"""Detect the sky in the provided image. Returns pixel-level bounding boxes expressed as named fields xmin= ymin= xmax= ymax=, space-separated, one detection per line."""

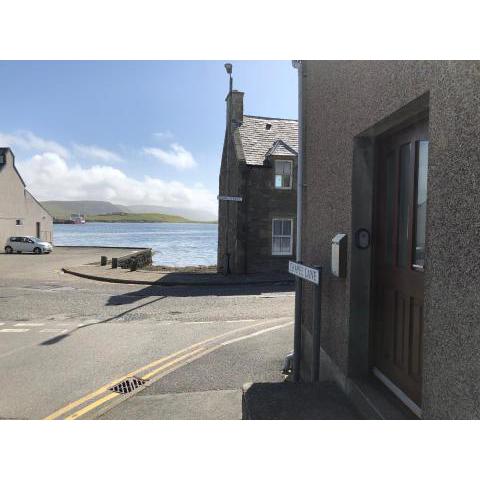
xmin=0 ymin=61 xmax=297 ymax=218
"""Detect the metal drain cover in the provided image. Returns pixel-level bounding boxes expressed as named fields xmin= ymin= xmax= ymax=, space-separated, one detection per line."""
xmin=109 ymin=377 xmax=146 ymax=394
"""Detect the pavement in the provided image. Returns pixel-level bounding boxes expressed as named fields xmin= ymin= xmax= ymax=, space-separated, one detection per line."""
xmin=63 ymin=264 xmax=294 ymax=286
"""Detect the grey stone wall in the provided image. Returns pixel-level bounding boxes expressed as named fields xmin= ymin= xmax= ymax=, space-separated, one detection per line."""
xmin=300 ymin=60 xmax=480 ymax=419
xmin=244 ymin=159 xmax=296 ymax=273
xmin=117 ymin=249 xmax=152 ymax=269
xmin=217 ymin=130 xmax=246 ymax=273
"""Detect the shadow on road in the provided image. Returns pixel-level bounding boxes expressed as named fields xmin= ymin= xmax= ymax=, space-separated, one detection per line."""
xmin=105 ymin=282 xmax=294 ymax=306
xmin=40 ymin=296 xmax=166 ymax=346
xmin=39 ymin=280 xmax=293 ymax=346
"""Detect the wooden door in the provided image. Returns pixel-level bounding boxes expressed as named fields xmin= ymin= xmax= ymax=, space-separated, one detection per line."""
xmin=373 ymin=118 xmax=429 ymax=409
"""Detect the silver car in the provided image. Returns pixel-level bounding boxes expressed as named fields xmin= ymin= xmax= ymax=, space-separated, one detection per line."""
xmin=4 ymin=236 xmax=53 ymax=254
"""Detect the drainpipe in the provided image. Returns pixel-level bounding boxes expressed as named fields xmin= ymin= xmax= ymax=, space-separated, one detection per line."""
xmin=292 ymin=60 xmax=303 ymax=382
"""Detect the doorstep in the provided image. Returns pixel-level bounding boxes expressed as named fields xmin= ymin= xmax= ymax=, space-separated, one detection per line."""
xmin=242 ymin=381 xmax=362 ymax=420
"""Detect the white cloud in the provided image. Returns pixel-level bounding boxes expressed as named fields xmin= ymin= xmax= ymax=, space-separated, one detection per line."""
xmin=73 ymin=144 xmax=123 ymax=163
xmin=153 ymin=131 xmax=174 ymax=141
xmin=16 ymin=153 xmax=217 ymax=217
xmin=144 ymin=143 xmax=197 ymax=170
xmin=0 ymin=130 xmax=70 ymax=158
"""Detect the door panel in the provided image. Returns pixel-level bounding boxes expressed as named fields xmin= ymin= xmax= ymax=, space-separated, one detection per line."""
xmin=373 ymin=118 xmax=429 ymax=407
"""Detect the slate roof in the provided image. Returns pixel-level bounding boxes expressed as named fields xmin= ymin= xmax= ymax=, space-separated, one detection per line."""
xmin=235 ymin=115 xmax=298 ymax=166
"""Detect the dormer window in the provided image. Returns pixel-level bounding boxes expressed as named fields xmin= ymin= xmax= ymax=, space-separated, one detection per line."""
xmin=274 ymin=159 xmax=293 ymax=189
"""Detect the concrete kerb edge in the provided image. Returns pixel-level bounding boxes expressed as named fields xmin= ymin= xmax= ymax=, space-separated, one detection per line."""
xmin=61 ymin=267 xmax=294 ymax=287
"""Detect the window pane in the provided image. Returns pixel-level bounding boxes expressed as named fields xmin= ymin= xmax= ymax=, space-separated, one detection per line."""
xmin=272 ymin=237 xmax=281 ymax=254
xmin=275 ymin=175 xmax=283 ymax=188
xmin=384 ymin=150 xmax=395 ymax=266
xmin=282 ymin=174 xmax=291 ymax=188
xmin=281 ymin=237 xmax=291 ymax=254
xmin=273 ymin=220 xmax=282 ymax=236
xmin=397 ymin=143 xmax=411 ymax=268
xmin=413 ymin=141 xmax=429 ymax=268
xmin=282 ymin=220 xmax=292 ymax=236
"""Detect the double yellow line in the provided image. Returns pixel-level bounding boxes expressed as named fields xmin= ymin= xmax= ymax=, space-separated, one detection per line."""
xmin=45 ymin=317 xmax=292 ymax=420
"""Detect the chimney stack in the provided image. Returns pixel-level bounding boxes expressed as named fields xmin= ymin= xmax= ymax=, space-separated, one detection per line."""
xmin=226 ymin=90 xmax=244 ymax=125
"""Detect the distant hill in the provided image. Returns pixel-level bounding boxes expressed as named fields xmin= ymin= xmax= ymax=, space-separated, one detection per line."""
xmin=125 ymin=205 xmax=217 ymax=222
xmin=42 ymin=201 xmax=129 ymax=219
xmin=86 ymin=213 xmax=203 ymax=223
xmin=42 ymin=200 xmax=218 ymax=223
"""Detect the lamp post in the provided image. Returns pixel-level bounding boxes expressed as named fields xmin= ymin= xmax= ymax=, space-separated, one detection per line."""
xmin=223 ymin=62 xmax=233 ymax=274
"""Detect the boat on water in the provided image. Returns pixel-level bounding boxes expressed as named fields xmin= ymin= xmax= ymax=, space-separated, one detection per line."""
xmin=70 ymin=214 xmax=86 ymax=224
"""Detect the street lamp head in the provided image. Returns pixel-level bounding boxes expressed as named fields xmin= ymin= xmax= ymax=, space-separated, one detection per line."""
xmin=224 ymin=63 xmax=233 ymax=75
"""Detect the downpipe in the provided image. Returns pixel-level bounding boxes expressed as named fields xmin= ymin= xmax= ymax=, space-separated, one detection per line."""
xmin=292 ymin=60 xmax=304 ymax=383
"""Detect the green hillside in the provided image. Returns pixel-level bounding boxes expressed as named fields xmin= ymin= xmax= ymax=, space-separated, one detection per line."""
xmin=86 ymin=213 xmax=198 ymax=223
xmin=42 ymin=200 xmax=128 ymax=218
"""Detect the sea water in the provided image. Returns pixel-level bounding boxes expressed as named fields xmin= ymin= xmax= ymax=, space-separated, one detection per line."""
xmin=53 ymin=222 xmax=218 ymax=267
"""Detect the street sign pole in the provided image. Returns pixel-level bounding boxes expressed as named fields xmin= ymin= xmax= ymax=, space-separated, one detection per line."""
xmin=293 ymin=265 xmax=303 ymax=383
xmin=311 ymin=265 xmax=322 ymax=383
xmin=288 ymin=261 xmax=322 ymax=383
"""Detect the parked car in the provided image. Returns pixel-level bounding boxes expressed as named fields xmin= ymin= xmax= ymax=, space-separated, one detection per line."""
xmin=4 ymin=236 xmax=53 ymax=254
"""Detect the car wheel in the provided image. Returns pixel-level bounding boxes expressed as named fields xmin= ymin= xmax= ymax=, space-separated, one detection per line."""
xmin=4 ymin=246 xmax=12 ymax=254
xmin=33 ymin=247 xmax=41 ymax=254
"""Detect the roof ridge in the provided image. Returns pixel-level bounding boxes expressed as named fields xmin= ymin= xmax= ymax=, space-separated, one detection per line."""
xmin=243 ymin=114 xmax=298 ymax=122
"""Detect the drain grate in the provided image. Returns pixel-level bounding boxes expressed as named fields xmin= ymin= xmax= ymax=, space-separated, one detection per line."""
xmin=109 ymin=377 xmax=146 ymax=394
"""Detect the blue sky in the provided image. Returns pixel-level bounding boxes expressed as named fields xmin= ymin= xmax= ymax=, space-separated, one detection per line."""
xmin=0 ymin=61 xmax=297 ymax=218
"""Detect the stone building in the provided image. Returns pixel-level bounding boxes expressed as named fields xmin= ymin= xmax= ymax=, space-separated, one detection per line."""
xmin=217 ymin=90 xmax=298 ymax=274
xmin=0 ymin=147 xmax=53 ymax=247
xmin=293 ymin=61 xmax=480 ymax=419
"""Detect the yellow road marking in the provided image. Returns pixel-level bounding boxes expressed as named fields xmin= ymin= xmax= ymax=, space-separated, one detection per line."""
xmin=141 ymin=347 xmax=206 ymax=380
xmin=65 ymin=392 xmax=119 ymax=420
xmin=66 ymin=347 xmax=210 ymax=420
xmin=44 ymin=317 xmax=291 ymax=420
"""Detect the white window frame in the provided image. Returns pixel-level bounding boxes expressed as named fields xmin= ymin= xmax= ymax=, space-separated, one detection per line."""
xmin=274 ymin=159 xmax=293 ymax=190
xmin=272 ymin=218 xmax=293 ymax=256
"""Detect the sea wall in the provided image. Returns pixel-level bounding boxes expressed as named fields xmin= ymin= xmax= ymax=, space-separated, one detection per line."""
xmin=117 ymin=249 xmax=153 ymax=269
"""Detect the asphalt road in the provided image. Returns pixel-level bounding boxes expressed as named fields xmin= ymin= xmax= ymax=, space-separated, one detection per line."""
xmin=0 ymin=248 xmax=294 ymax=419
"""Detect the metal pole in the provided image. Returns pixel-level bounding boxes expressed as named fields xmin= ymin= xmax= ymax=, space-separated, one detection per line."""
xmin=292 ymin=60 xmax=304 ymax=382
xmin=223 ymin=67 xmax=233 ymax=274
xmin=293 ymin=274 xmax=303 ymax=382
xmin=312 ymin=267 xmax=322 ymax=383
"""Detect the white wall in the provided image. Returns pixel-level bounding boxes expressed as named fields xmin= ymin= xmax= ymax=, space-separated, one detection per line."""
xmin=0 ymin=149 xmax=53 ymax=246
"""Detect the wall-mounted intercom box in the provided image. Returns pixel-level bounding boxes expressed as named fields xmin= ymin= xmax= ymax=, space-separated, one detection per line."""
xmin=331 ymin=233 xmax=347 ymax=277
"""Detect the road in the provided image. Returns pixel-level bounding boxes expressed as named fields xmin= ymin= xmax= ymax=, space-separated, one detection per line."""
xmin=0 ymin=248 xmax=294 ymax=419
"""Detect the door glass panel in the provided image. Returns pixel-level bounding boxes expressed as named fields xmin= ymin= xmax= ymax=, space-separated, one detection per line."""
xmin=384 ymin=150 xmax=395 ymax=266
xmin=396 ymin=143 xmax=411 ymax=268
xmin=413 ymin=141 xmax=429 ymax=268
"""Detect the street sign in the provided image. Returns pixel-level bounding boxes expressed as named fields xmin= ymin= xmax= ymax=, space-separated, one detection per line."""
xmin=288 ymin=261 xmax=320 ymax=285
xmin=217 ymin=195 xmax=243 ymax=202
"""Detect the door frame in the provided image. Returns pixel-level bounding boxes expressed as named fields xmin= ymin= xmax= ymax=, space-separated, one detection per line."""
xmin=369 ymin=116 xmax=429 ymax=414
xmin=347 ymin=94 xmax=430 ymax=415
